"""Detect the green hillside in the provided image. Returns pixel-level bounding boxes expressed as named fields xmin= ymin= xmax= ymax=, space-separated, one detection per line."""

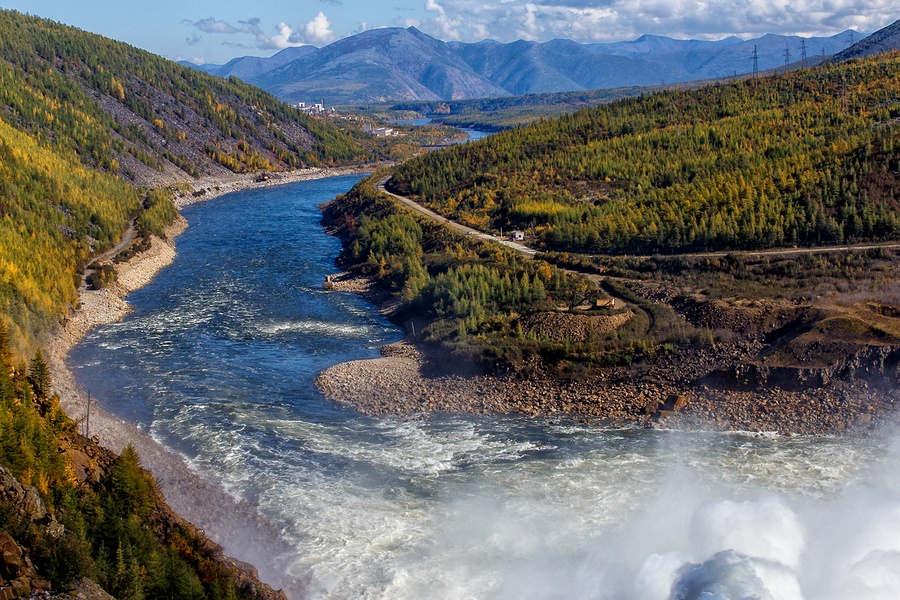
xmin=387 ymin=53 xmax=900 ymax=254
xmin=0 ymin=118 xmax=140 ymax=350
xmin=0 ymin=9 xmax=366 ymax=186
xmin=0 ymin=9 xmax=374 ymax=353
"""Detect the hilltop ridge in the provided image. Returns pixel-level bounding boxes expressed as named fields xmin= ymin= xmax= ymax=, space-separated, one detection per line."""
xmin=189 ymin=26 xmax=862 ymax=104
xmin=0 ymin=9 xmax=365 ymax=188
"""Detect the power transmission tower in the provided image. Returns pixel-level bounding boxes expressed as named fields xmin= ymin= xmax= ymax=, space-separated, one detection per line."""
xmin=751 ymin=45 xmax=759 ymax=77
xmin=784 ymin=45 xmax=791 ymax=69
xmin=800 ymin=39 xmax=807 ymax=67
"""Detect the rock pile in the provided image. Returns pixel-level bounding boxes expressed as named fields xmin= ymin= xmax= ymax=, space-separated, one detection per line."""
xmin=518 ymin=311 xmax=634 ymax=342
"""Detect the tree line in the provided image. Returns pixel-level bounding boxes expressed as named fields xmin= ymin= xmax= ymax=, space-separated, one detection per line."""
xmin=325 ymin=174 xmax=654 ymax=368
xmin=388 ymin=53 xmax=900 ymax=255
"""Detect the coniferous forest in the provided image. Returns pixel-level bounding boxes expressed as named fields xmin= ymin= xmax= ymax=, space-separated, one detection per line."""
xmin=0 ymin=10 xmax=367 ymax=596
xmin=388 ymin=53 xmax=900 ymax=255
xmin=0 ymin=9 xmax=375 ymax=354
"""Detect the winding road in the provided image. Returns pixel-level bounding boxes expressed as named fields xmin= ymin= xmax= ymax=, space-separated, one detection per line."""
xmin=376 ymin=177 xmax=537 ymax=257
xmin=378 ymin=175 xmax=900 ymax=261
xmin=86 ymin=220 xmax=137 ymax=269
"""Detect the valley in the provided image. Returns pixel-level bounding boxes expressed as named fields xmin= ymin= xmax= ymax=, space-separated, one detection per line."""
xmin=0 ymin=6 xmax=899 ymax=599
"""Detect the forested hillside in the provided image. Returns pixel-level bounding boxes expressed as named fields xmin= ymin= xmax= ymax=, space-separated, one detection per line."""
xmin=0 ymin=335 xmax=284 ymax=599
xmin=323 ymin=174 xmax=597 ymax=368
xmin=0 ymin=9 xmax=374 ymax=354
xmin=388 ymin=52 xmax=900 ymax=254
xmin=0 ymin=9 xmax=365 ymax=187
xmin=0 ymin=118 xmax=140 ymax=352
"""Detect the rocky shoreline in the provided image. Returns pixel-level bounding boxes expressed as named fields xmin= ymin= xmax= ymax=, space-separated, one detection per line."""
xmin=175 ymin=165 xmax=379 ymax=208
xmin=315 ymin=274 xmax=898 ymax=436
xmin=42 ymin=166 xmax=371 ymax=599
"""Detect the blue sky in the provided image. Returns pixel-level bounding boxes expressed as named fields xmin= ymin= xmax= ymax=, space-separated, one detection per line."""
xmin=0 ymin=0 xmax=895 ymax=64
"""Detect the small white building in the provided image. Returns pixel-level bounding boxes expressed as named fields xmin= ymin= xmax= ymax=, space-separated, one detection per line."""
xmin=511 ymin=231 xmax=525 ymax=241
xmin=297 ymin=101 xmax=328 ymax=115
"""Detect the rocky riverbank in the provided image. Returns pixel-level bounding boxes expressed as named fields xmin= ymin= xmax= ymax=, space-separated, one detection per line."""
xmin=315 ymin=274 xmax=899 ymax=436
xmin=41 ymin=165 xmax=367 ymax=599
xmin=175 ymin=165 xmax=379 ymax=208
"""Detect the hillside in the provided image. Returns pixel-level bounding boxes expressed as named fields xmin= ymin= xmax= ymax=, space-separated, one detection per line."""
xmin=322 ymin=174 xmax=900 ymax=434
xmin=831 ymin=18 xmax=900 ymax=60
xmin=387 ymin=53 xmax=900 ymax=255
xmin=320 ymin=54 xmax=900 ymax=432
xmin=195 ymin=27 xmax=859 ymax=104
xmin=0 ymin=9 xmax=366 ymax=189
xmin=0 ymin=9 xmax=374 ymax=353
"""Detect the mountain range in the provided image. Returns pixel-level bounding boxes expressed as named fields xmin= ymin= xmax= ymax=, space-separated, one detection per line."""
xmin=186 ymin=27 xmax=863 ymax=104
xmin=831 ymin=17 xmax=900 ymax=61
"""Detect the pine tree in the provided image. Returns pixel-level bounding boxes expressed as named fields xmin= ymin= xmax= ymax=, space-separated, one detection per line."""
xmin=28 ymin=348 xmax=52 ymax=401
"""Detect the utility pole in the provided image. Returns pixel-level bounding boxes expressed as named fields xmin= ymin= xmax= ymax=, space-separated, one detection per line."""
xmin=85 ymin=389 xmax=91 ymax=438
xmin=751 ymin=45 xmax=759 ymax=78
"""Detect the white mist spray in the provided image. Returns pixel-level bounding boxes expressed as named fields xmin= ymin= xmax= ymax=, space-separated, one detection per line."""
xmin=441 ymin=428 xmax=900 ymax=600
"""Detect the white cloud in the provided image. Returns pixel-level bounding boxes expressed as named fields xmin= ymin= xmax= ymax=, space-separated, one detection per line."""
xmin=424 ymin=0 xmax=464 ymax=40
xmin=409 ymin=0 xmax=897 ymax=43
xmin=270 ymin=22 xmax=301 ymax=48
xmin=303 ymin=12 xmax=336 ymax=44
xmin=189 ymin=17 xmax=239 ymax=34
xmin=187 ymin=13 xmax=336 ymax=51
xmin=517 ymin=3 xmax=542 ymax=40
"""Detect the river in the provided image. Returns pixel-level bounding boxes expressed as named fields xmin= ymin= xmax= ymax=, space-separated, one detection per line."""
xmin=68 ymin=175 xmax=900 ymax=600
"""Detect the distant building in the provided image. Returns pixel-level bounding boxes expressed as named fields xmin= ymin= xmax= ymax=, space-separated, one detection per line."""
xmin=296 ymin=101 xmax=328 ymax=115
xmin=511 ymin=231 xmax=525 ymax=241
xmin=363 ymin=123 xmax=400 ymax=137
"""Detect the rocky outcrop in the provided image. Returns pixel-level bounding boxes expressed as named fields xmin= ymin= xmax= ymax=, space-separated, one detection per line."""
xmin=708 ymin=344 xmax=900 ymax=392
xmin=0 ymin=466 xmax=59 ymax=596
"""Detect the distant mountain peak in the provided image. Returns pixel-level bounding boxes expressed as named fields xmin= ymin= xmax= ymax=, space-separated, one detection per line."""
xmin=203 ymin=26 xmax=868 ymax=104
xmin=831 ymin=19 xmax=900 ymax=61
